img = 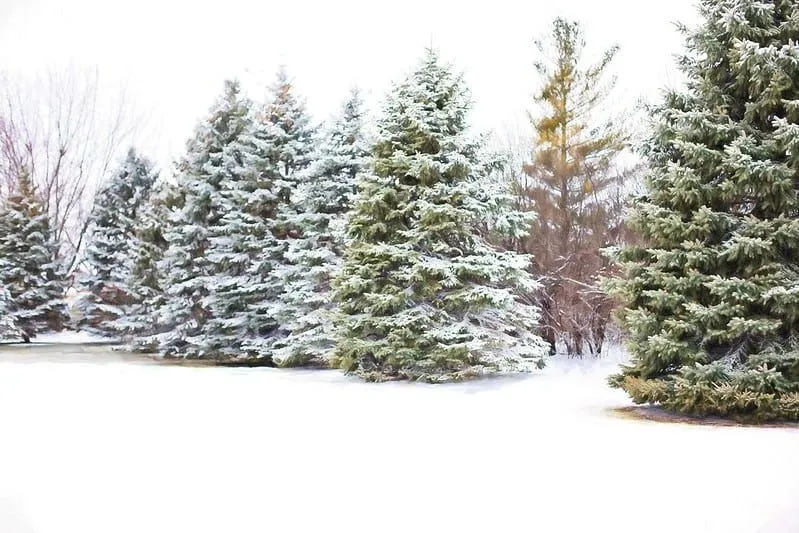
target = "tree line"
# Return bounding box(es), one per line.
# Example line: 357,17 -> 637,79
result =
1,18 -> 627,367
3,1 -> 799,422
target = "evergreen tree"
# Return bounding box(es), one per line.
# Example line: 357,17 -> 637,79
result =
200,102 -> 277,361
77,149 -> 157,336
269,88 -> 368,367
0,171 -> 68,339
116,179 -> 173,349
609,0 -> 799,421
154,80 -> 252,357
332,50 -> 549,382
0,285 -> 22,340
203,68 -> 316,363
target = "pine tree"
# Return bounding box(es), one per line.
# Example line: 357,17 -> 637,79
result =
609,0 -> 799,421
0,285 -> 22,340
200,100 -> 277,361
520,18 -> 628,356
154,80 -> 252,357
116,179 -> 173,350
203,68 -> 317,363
269,88 -> 368,367
332,50 -> 549,382
0,171 -> 68,339
77,149 -> 158,336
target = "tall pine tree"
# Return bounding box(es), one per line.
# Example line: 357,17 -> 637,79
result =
332,50 -> 548,382
155,80 -> 252,357
203,68 -> 316,363
609,0 -> 799,421
116,179 -> 173,349
0,170 -> 68,339
269,88 -> 368,367
77,149 -> 158,336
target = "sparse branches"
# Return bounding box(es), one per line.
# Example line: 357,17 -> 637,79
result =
0,67 -> 143,277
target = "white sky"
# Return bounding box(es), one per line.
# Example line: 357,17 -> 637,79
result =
0,0 -> 699,171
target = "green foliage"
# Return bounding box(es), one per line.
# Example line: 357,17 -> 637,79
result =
0,171 -> 68,338
618,360 -> 799,422
155,79 -> 253,357
609,0 -> 799,421
0,286 -> 22,340
269,88 -> 367,367
202,68 -> 317,363
118,179 -> 173,349
78,148 -> 158,337
332,50 -> 548,382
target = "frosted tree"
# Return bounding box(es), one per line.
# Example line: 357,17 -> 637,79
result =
0,170 -> 68,339
269,88 -> 368,366
154,80 -> 251,357
609,0 -> 799,421
0,285 -> 22,340
200,106 -> 277,361
203,68 -> 317,363
77,149 -> 158,336
332,50 -> 549,382
115,180 -> 173,349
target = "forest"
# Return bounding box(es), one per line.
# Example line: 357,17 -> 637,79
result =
2,0 -> 799,424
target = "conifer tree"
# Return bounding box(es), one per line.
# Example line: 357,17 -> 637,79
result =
155,80 -> 252,357
269,88 -> 368,366
332,50 -> 549,382
609,0 -> 799,421
77,149 -> 157,336
0,171 -> 68,339
0,285 -> 22,340
200,103 -> 275,361
116,180 -> 173,349
203,68 -> 316,363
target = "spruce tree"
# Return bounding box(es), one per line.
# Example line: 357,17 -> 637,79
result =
154,80 -> 251,357
609,0 -> 799,421
0,285 -> 22,340
116,180 -> 173,349
0,171 -> 68,339
332,50 -> 549,382
200,100 -> 277,361
77,149 -> 158,336
203,68 -> 316,363
269,88 -> 368,367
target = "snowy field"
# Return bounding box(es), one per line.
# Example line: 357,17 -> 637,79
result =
8,330 -> 113,345
0,343 -> 797,533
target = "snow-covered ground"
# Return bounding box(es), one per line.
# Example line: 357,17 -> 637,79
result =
21,330 -> 112,345
0,345 -> 797,533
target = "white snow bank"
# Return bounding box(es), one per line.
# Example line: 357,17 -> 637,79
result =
0,347 -> 796,533
544,343 -> 631,376
26,330 -> 113,345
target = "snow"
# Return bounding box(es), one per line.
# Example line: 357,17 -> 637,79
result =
0,345 -> 797,533
19,330 -> 113,345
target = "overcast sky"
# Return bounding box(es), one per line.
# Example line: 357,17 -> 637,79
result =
0,0 -> 699,170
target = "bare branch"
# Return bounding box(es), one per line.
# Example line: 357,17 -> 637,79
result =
0,66 -> 145,278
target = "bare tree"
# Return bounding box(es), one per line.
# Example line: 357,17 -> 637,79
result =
0,67 -> 143,277
513,18 -> 636,357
